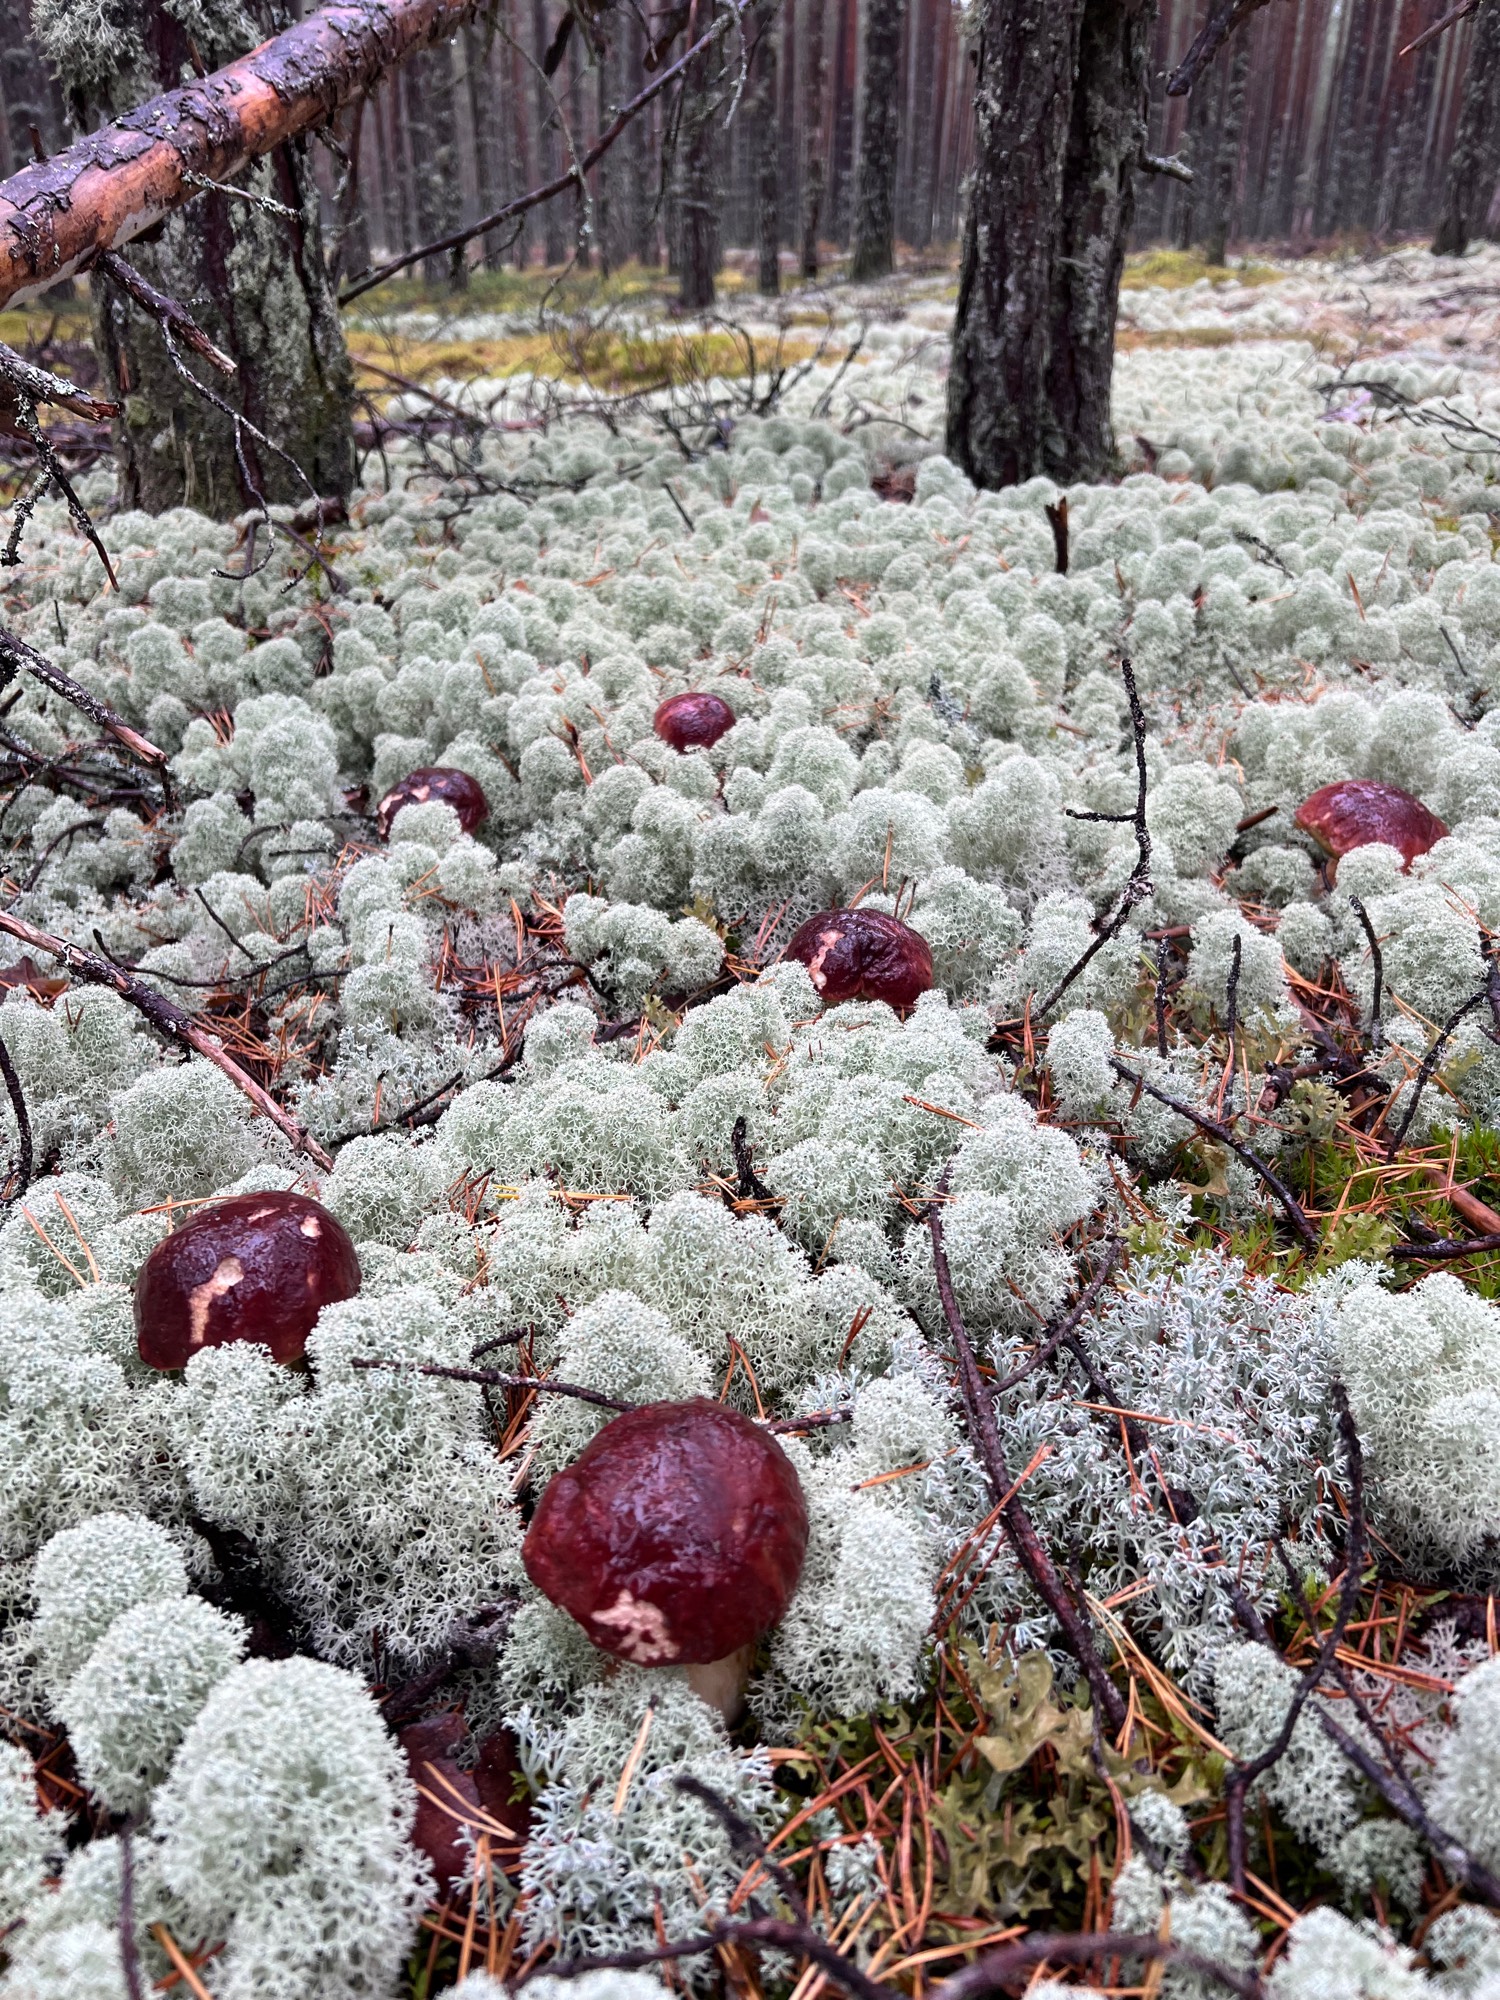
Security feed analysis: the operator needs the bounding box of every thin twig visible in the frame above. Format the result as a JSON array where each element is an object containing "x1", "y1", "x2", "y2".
[
  {"x1": 990, "y1": 1240, "x2": 1122, "y2": 1397},
  {"x1": 1349, "y1": 896, "x2": 1383, "y2": 1049},
  {"x1": 1223, "y1": 1385, "x2": 1364, "y2": 1892},
  {"x1": 349, "y1": 1357, "x2": 636, "y2": 1411},
  {"x1": 927, "y1": 1173, "x2": 1127, "y2": 1731},
  {"x1": 0, "y1": 1029, "x2": 32, "y2": 1206},
  {"x1": 118, "y1": 1826, "x2": 145, "y2": 2000},
  {"x1": 0, "y1": 908, "x2": 330, "y2": 1168},
  {"x1": 97, "y1": 251, "x2": 236, "y2": 375},
  {"x1": 1110, "y1": 1058, "x2": 1319, "y2": 1250},
  {"x1": 1383, "y1": 987, "x2": 1489, "y2": 1158},
  {"x1": 1037, "y1": 656, "x2": 1151, "y2": 1021}
]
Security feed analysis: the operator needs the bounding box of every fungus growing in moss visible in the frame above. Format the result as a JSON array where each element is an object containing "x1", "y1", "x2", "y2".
[
  {"x1": 134, "y1": 1191, "x2": 361, "y2": 1369},
  {"x1": 784, "y1": 908, "x2": 934, "y2": 1008},
  {"x1": 398, "y1": 1716, "x2": 531, "y2": 1890},
  {"x1": 376, "y1": 767, "x2": 489, "y2": 839},
  {"x1": 1295, "y1": 780, "x2": 1447, "y2": 873},
  {"x1": 522, "y1": 1399, "x2": 807, "y2": 1715},
  {"x1": 653, "y1": 692, "x2": 736, "y2": 752}
]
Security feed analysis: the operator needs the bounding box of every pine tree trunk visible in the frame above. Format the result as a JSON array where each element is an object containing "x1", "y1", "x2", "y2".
[
  {"x1": 849, "y1": 0, "x2": 905, "y2": 278},
  {"x1": 754, "y1": 4, "x2": 782, "y2": 292},
  {"x1": 532, "y1": 0, "x2": 568, "y2": 263},
  {"x1": 1201, "y1": 29, "x2": 1250, "y2": 265},
  {"x1": 677, "y1": 37, "x2": 719, "y2": 308},
  {"x1": 907, "y1": 0, "x2": 938, "y2": 251},
  {"x1": 1434, "y1": 0, "x2": 1500, "y2": 255},
  {"x1": 946, "y1": 0, "x2": 1155, "y2": 491},
  {"x1": 801, "y1": 0, "x2": 828, "y2": 276},
  {"x1": 96, "y1": 144, "x2": 355, "y2": 517}
]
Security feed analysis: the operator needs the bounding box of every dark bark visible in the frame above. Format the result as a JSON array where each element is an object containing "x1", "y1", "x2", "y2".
[
  {"x1": 0, "y1": 11, "x2": 64, "y2": 176},
  {"x1": 677, "y1": 33, "x2": 720, "y2": 308},
  {"x1": 906, "y1": 0, "x2": 940, "y2": 249},
  {"x1": 405, "y1": 40, "x2": 467, "y2": 286},
  {"x1": 57, "y1": 5, "x2": 355, "y2": 519},
  {"x1": 1201, "y1": 28, "x2": 1250, "y2": 263},
  {"x1": 463, "y1": 21, "x2": 508, "y2": 270},
  {"x1": 800, "y1": 0, "x2": 829, "y2": 275},
  {"x1": 532, "y1": 0, "x2": 568, "y2": 262},
  {"x1": 849, "y1": 0, "x2": 906, "y2": 278},
  {"x1": 1434, "y1": 0, "x2": 1500, "y2": 254},
  {"x1": 754, "y1": 5, "x2": 782, "y2": 292},
  {"x1": 948, "y1": 0, "x2": 1155, "y2": 490}
]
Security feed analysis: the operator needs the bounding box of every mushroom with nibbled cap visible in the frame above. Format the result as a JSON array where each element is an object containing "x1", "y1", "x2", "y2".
[
  {"x1": 522, "y1": 1398, "x2": 808, "y2": 1718},
  {"x1": 376, "y1": 766, "x2": 489, "y2": 840},
  {"x1": 785, "y1": 906, "x2": 933, "y2": 1010},
  {"x1": 134, "y1": 1190, "x2": 361, "y2": 1370}
]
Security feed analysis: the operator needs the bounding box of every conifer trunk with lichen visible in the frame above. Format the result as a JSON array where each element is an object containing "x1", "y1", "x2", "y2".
[
  {"x1": 945, "y1": 0, "x2": 1155, "y2": 490},
  {"x1": 1433, "y1": 0, "x2": 1500, "y2": 257},
  {"x1": 39, "y1": 0, "x2": 355, "y2": 519}
]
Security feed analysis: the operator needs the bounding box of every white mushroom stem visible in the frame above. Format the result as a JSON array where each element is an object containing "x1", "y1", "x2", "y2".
[{"x1": 684, "y1": 1644, "x2": 755, "y2": 1724}]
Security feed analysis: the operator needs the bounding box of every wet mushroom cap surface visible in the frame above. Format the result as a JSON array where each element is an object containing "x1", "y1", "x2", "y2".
[
  {"x1": 785, "y1": 907, "x2": 934, "y2": 1009},
  {"x1": 376, "y1": 766, "x2": 490, "y2": 839},
  {"x1": 134, "y1": 1190, "x2": 362, "y2": 1370},
  {"x1": 1294, "y1": 779, "x2": 1448, "y2": 871},
  {"x1": 653, "y1": 691, "x2": 737, "y2": 752},
  {"x1": 521, "y1": 1398, "x2": 809, "y2": 1666}
]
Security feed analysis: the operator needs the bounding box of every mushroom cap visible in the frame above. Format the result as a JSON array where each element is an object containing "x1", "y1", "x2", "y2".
[
  {"x1": 376, "y1": 766, "x2": 489, "y2": 839},
  {"x1": 785, "y1": 907, "x2": 934, "y2": 1009},
  {"x1": 134, "y1": 1191, "x2": 361, "y2": 1370},
  {"x1": 522, "y1": 1398, "x2": 808, "y2": 1666},
  {"x1": 653, "y1": 691, "x2": 737, "y2": 752},
  {"x1": 399, "y1": 1714, "x2": 480, "y2": 1891},
  {"x1": 1294, "y1": 780, "x2": 1447, "y2": 872}
]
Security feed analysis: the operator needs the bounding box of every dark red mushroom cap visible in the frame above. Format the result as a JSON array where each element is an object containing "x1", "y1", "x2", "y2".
[
  {"x1": 785, "y1": 907, "x2": 934, "y2": 1009},
  {"x1": 400, "y1": 1715, "x2": 479, "y2": 1891},
  {"x1": 376, "y1": 766, "x2": 489, "y2": 839},
  {"x1": 134, "y1": 1190, "x2": 361, "y2": 1370},
  {"x1": 1294, "y1": 780, "x2": 1447, "y2": 873},
  {"x1": 522, "y1": 1399, "x2": 808, "y2": 1666},
  {"x1": 653, "y1": 691, "x2": 737, "y2": 753}
]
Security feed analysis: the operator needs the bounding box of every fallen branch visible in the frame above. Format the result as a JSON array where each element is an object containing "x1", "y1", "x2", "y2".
[
  {"x1": 349, "y1": 1357, "x2": 636, "y2": 1412},
  {"x1": 927, "y1": 1176, "x2": 1127, "y2": 1732},
  {"x1": 1383, "y1": 987, "x2": 1489, "y2": 1158},
  {"x1": 1348, "y1": 895, "x2": 1383, "y2": 1048},
  {"x1": 97, "y1": 251, "x2": 236, "y2": 376},
  {"x1": 0, "y1": 0, "x2": 492, "y2": 309},
  {"x1": 0, "y1": 1030, "x2": 32, "y2": 1205},
  {"x1": 0, "y1": 626, "x2": 176, "y2": 808},
  {"x1": 1223, "y1": 1387, "x2": 1364, "y2": 1893},
  {"x1": 1110, "y1": 1057, "x2": 1320, "y2": 1251},
  {"x1": 991, "y1": 1239, "x2": 1121, "y2": 1397},
  {"x1": 0, "y1": 908, "x2": 331, "y2": 1169}
]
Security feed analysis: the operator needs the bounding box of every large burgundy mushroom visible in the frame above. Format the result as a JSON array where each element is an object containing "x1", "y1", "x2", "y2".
[
  {"x1": 523, "y1": 1399, "x2": 808, "y2": 1717},
  {"x1": 376, "y1": 767, "x2": 489, "y2": 839},
  {"x1": 785, "y1": 907, "x2": 934, "y2": 1010},
  {"x1": 134, "y1": 1190, "x2": 361, "y2": 1370},
  {"x1": 653, "y1": 692, "x2": 736, "y2": 753},
  {"x1": 1294, "y1": 780, "x2": 1447, "y2": 875}
]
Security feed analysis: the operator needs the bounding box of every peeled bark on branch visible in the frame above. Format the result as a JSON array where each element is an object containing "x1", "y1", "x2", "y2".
[{"x1": 0, "y1": 0, "x2": 489, "y2": 312}]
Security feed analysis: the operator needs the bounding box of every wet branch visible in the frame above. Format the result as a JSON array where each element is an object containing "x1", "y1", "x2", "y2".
[
  {"x1": 0, "y1": 627, "x2": 176, "y2": 809},
  {"x1": 927, "y1": 1175, "x2": 1127, "y2": 1732}
]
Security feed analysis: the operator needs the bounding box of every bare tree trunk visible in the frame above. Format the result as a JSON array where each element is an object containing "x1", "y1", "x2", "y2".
[
  {"x1": 1201, "y1": 28, "x2": 1250, "y2": 265},
  {"x1": 946, "y1": 0, "x2": 1154, "y2": 490},
  {"x1": 531, "y1": 0, "x2": 568, "y2": 263},
  {"x1": 677, "y1": 34, "x2": 720, "y2": 308},
  {"x1": 754, "y1": 4, "x2": 782, "y2": 292},
  {"x1": 907, "y1": 0, "x2": 939, "y2": 250},
  {"x1": 404, "y1": 40, "x2": 467, "y2": 287},
  {"x1": 1434, "y1": 0, "x2": 1500, "y2": 255},
  {"x1": 463, "y1": 21, "x2": 507, "y2": 270},
  {"x1": 850, "y1": 0, "x2": 905, "y2": 278},
  {"x1": 801, "y1": 0, "x2": 828, "y2": 276}
]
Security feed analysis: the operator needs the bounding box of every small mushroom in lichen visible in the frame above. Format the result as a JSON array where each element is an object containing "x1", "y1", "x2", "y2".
[
  {"x1": 785, "y1": 907, "x2": 934, "y2": 1009},
  {"x1": 1294, "y1": 780, "x2": 1447, "y2": 874},
  {"x1": 134, "y1": 1191, "x2": 361, "y2": 1370},
  {"x1": 522, "y1": 1399, "x2": 808, "y2": 1719},
  {"x1": 376, "y1": 766, "x2": 489, "y2": 839},
  {"x1": 653, "y1": 691, "x2": 736, "y2": 752}
]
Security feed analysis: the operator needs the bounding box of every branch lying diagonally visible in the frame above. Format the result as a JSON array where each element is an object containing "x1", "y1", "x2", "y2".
[
  {"x1": 1166, "y1": 0, "x2": 1273, "y2": 97},
  {"x1": 0, "y1": 0, "x2": 491, "y2": 310},
  {"x1": 927, "y1": 1174, "x2": 1127, "y2": 1733},
  {"x1": 0, "y1": 626, "x2": 175, "y2": 808},
  {"x1": 0, "y1": 908, "x2": 331, "y2": 1170}
]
